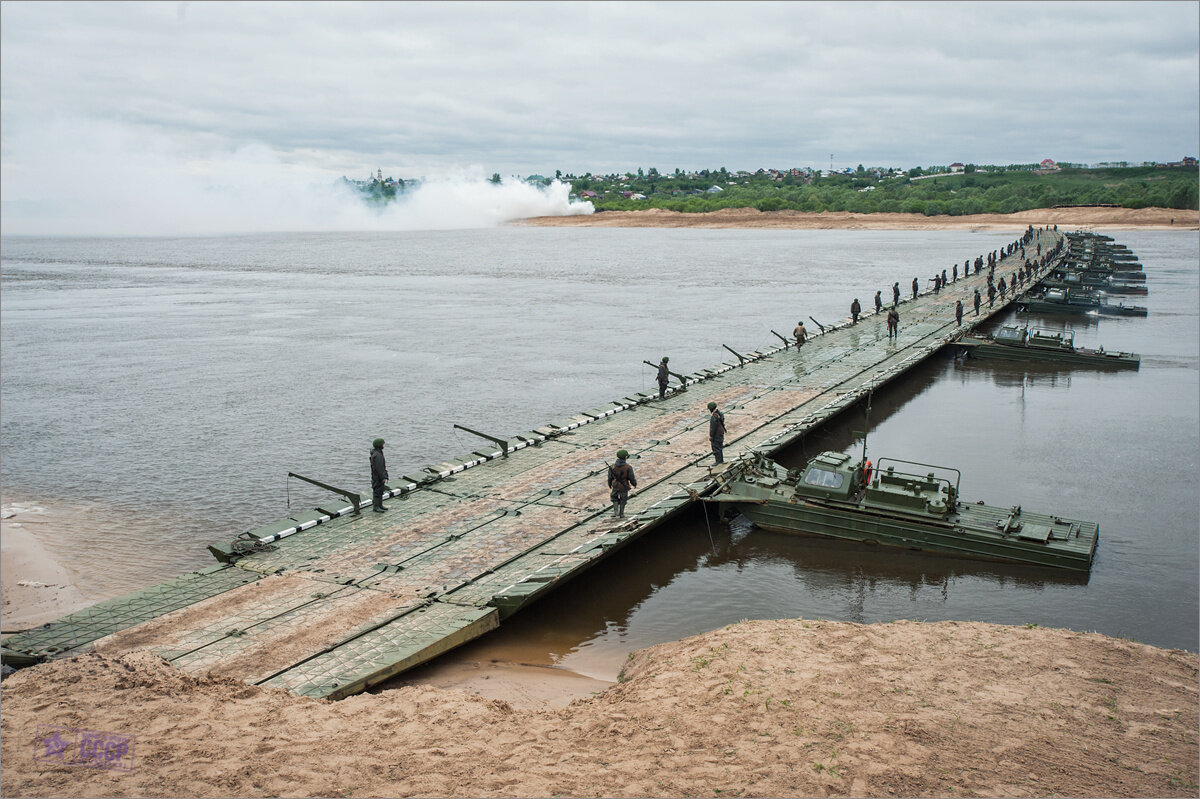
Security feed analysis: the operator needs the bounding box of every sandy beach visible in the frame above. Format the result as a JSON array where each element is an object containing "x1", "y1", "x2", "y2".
[
  {"x1": 516, "y1": 205, "x2": 1198, "y2": 230},
  {"x1": 1, "y1": 619, "x2": 1196, "y2": 798},
  {"x1": 1, "y1": 504, "x2": 94, "y2": 632}
]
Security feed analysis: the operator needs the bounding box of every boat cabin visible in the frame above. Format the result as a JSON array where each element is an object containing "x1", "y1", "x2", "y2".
[
  {"x1": 793, "y1": 451, "x2": 861, "y2": 501},
  {"x1": 793, "y1": 452, "x2": 961, "y2": 518},
  {"x1": 992, "y1": 325, "x2": 1027, "y2": 345}
]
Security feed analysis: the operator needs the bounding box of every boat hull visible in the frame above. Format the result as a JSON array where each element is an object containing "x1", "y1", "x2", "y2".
[
  {"x1": 959, "y1": 340, "x2": 1139, "y2": 369},
  {"x1": 730, "y1": 497, "x2": 1098, "y2": 572}
]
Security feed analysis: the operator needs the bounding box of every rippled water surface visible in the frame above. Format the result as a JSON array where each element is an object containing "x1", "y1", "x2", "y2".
[{"x1": 2, "y1": 228, "x2": 1196, "y2": 675}]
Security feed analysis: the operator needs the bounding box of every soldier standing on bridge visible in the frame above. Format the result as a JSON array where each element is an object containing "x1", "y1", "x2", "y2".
[
  {"x1": 998, "y1": 276, "x2": 1007, "y2": 299},
  {"x1": 886, "y1": 307, "x2": 899, "y2": 341},
  {"x1": 952, "y1": 263, "x2": 958, "y2": 282},
  {"x1": 955, "y1": 299, "x2": 964, "y2": 327},
  {"x1": 874, "y1": 291, "x2": 883, "y2": 314},
  {"x1": 987, "y1": 282, "x2": 996, "y2": 308},
  {"x1": 656, "y1": 357, "x2": 670, "y2": 400},
  {"x1": 607, "y1": 449, "x2": 637, "y2": 519},
  {"x1": 941, "y1": 269, "x2": 948, "y2": 287},
  {"x1": 850, "y1": 298, "x2": 861, "y2": 324},
  {"x1": 912, "y1": 277, "x2": 919, "y2": 300},
  {"x1": 370, "y1": 438, "x2": 389, "y2": 513},
  {"x1": 708, "y1": 402, "x2": 726, "y2": 465},
  {"x1": 892, "y1": 282, "x2": 900, "y2": 307},
  {"x1": 974, "y1": 288, "x2": 982, "y2": 315},
  {"x1": 793, "y1": 320, "x2": 807, "y2": 347}
]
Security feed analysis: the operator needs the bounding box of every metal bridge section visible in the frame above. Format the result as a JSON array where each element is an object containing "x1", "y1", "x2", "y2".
[{"x1": 2, "y1": 229, "x2": 1066, "y2": 698}]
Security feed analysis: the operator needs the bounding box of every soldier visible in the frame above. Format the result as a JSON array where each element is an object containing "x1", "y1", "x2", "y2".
[
  {"x1": 892, "y1": 282, "x2": 900, "y2": 307},
  {"x1": 607, "y1": 449, "x2": 637, "y2": 518},
  {"x1": 708, "y1": 402, "x2": 726, "y2": 465},
  {"x1": 987, "y1": 283, "x2": 996, "y2": 308},
  {"x1": 850, "y1": 298, "x2": 861, "y2": 324},
  {"x1": 955, "y1": 299, "x2": 964, "y2": 326},
  {"x1": 941, "y1": 269, "x2": 948, "y2": 287},
  {"x1": 912, "y1": 276, "x2": 919, "y2": 299},
  {"x1": 370, "y1": 438, "x2": 389, "y2": 513},
  {"x1": 793, "y1": 320, "x2": 807, "y2": 347},
  {"x1": 656, "y1": 357, "x2": 670, "y2": 400},
  {"x1": 874, "y1": 291, "x2": 882, "y2": 314},
  {"x1": 886, "y1": 307, "x2": 899, "y2": 341},
  {"x1": 973, "y1": 288, "x2": 982, "y2": 315},
  {"x1": 952, "y1": 263, "x2": 958, "y2": 282},
  {"x1": 998, "y1": 276, "x2": 1007, "y2": 298}
]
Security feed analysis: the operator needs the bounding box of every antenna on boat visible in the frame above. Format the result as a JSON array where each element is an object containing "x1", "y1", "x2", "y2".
[
  {"x1": 861, "y1": 390, "x2": 872, "y2": 467},
  {"x1": 852, "y1": 389, "x2": 873, "y2": 469}
]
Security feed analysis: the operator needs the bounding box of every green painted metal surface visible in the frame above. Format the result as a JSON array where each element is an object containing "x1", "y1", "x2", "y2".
[{"x1": 1, "y1": 565, "x2": 261, "y2": 660}]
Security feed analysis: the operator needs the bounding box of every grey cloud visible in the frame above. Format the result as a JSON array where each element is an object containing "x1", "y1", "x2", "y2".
[{"x1": 1, "y1": 0, "x2": 1196, "y2": 188}]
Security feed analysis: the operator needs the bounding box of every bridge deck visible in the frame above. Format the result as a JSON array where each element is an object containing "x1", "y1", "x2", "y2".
[{"x1": 2, "y1": 229, "x2": 1062, "y2": 698}]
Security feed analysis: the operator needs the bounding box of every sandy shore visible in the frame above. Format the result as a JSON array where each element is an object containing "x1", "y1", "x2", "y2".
[
  {"x1": 1, "y1": 504, "x2": 93, "y2": 632},
  {"x1": 1, "y1": 619, "x2": 1195, "y2": 797},
  {"x1": 516, "y1": 205, "x2": 1198, "y2": 230}
]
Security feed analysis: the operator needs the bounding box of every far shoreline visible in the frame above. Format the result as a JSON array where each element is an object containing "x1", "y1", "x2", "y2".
[{"x1": 515, "y1": 205, "x2": 1198, "y2": 230}]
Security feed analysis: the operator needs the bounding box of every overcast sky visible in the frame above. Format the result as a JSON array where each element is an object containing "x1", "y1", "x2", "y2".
[{"x1": 1, "y1": 1, "x2": 1197, "y2": 232}]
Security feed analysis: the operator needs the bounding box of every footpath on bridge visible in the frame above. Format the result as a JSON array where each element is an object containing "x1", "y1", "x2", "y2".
[{"x1": 1, "y1": 229, "x2": 1063, "y2": 699}]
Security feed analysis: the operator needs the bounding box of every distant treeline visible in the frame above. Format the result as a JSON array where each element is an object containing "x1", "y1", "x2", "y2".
[{"x1": 583, "y1": 166, "x2": 1199, "y2": 215}]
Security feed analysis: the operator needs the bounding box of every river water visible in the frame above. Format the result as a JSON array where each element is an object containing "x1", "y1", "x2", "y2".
[{"x1": 1, "y1": 228, "x2": 1196, "y2": 678}]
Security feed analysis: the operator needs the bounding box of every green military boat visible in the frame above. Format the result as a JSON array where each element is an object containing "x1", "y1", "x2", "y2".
[
  {"x1": 711, "y1": 451, "x2": 1099, "y2": 572},
  {"x1": 1017, "y1": 287, "x2": 1101, "y2": 314},
  {"x1": 958, "y1": 325, "x2": 1139, "y2": 369},
  {"x1": 1097, "y1": 296, "x2": 1149, "y2": 317}
]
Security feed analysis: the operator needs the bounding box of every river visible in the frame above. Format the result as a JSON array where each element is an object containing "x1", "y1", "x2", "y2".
[{"x1": 1, "y1": 227, "x2": 1196, "y2": 679}]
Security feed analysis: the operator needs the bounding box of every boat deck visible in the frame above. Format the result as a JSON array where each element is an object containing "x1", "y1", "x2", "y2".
[{"x1": 3, "y1": 230, "x2": 1069, "y2": 699}]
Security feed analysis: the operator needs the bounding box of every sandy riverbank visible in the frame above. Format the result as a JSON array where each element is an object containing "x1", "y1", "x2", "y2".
[
  {"x1": 1, "y1": 504, "x2": 94, "y2": 631},
  {"x1": 2, "y1": 619, "x2": 1196, "y2": 798},
  {"x1": 516, "y1": 205, "x2": 1198, "y2": 230}
]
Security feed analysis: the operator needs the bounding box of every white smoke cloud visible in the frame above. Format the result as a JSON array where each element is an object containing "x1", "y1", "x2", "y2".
[{"x1": 0, "y1": 117, "x2": 592, "y2": 236}]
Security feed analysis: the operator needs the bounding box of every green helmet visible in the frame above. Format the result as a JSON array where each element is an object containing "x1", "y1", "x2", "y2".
[
  {"x1": 616, "y1": 449, "x2": 629, "y2": 459},
  {"x1": 373, "y1": 438, "x2": 385, "y2": 448},
  {"x1": 707, "y1": 402, "x2": 717, "y2": 410},
  {"x1": 662, "y1": 356, "x2": 669, "y2": 362}
]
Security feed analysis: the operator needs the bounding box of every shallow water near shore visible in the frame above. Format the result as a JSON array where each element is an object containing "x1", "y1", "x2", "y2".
[{"x1": 1, "y1": 228, "x2": 1196, "y2": 678}]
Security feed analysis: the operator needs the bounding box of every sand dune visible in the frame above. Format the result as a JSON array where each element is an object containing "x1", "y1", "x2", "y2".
[{"x1": 2, "y1": 619, "x2": 1196, "y2": 798}]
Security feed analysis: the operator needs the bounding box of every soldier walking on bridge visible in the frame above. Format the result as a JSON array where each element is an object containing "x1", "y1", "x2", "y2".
[
  {"x1": 886, "y1": 307, "x2": 899, "y2": 341},
  {"x1": 912, "y1": 276, "x2": 919, "y2": 300},
  {"x1": 656, "y1": 357, "x2": 670, "y2": 400},
  {"x1": 974, "y1": 288, "x2": 982, "y2": 315},
  {"x1": 607, "y1": 449, "x2": 637, "y2": 518},
  {"x1": 955, "y1": 299, "x2": 964, "y2": 327},
  {"x1": 952, "y1": 263, "x2": 958, "y2": 282},
  {"x1": 708, "y1": 402, "x2": 726, "y2": 465},
  {"x1": 998, "y1": 276, "x2": 1007, "y2": 299},
  {"x1": 987, "y1": 283, "x2": 996, "y2": 308},
  {"x1": 793, "y1": 320, "x2": 807, "y2": 347},
  {"x1": 874, "y1": 291, "x2": 882, "y2": 314},
  {"x1": 850, "y1": 298, "x2": 861, "y2": 324},
  {"x1": 892, "y1": 282, "x2": 900, "y2": 307},
  {"x1": 370, "y1": 438, "x2": 389, "y2": 513}
]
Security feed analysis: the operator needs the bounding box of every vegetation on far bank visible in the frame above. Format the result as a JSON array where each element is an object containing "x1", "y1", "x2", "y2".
[
  {"x1": 345, "y1": 162, "x2": 1198, "y2": 216},
  {"x1": 576, "y1": 164, "x2": 1199, "y2": 215}
]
